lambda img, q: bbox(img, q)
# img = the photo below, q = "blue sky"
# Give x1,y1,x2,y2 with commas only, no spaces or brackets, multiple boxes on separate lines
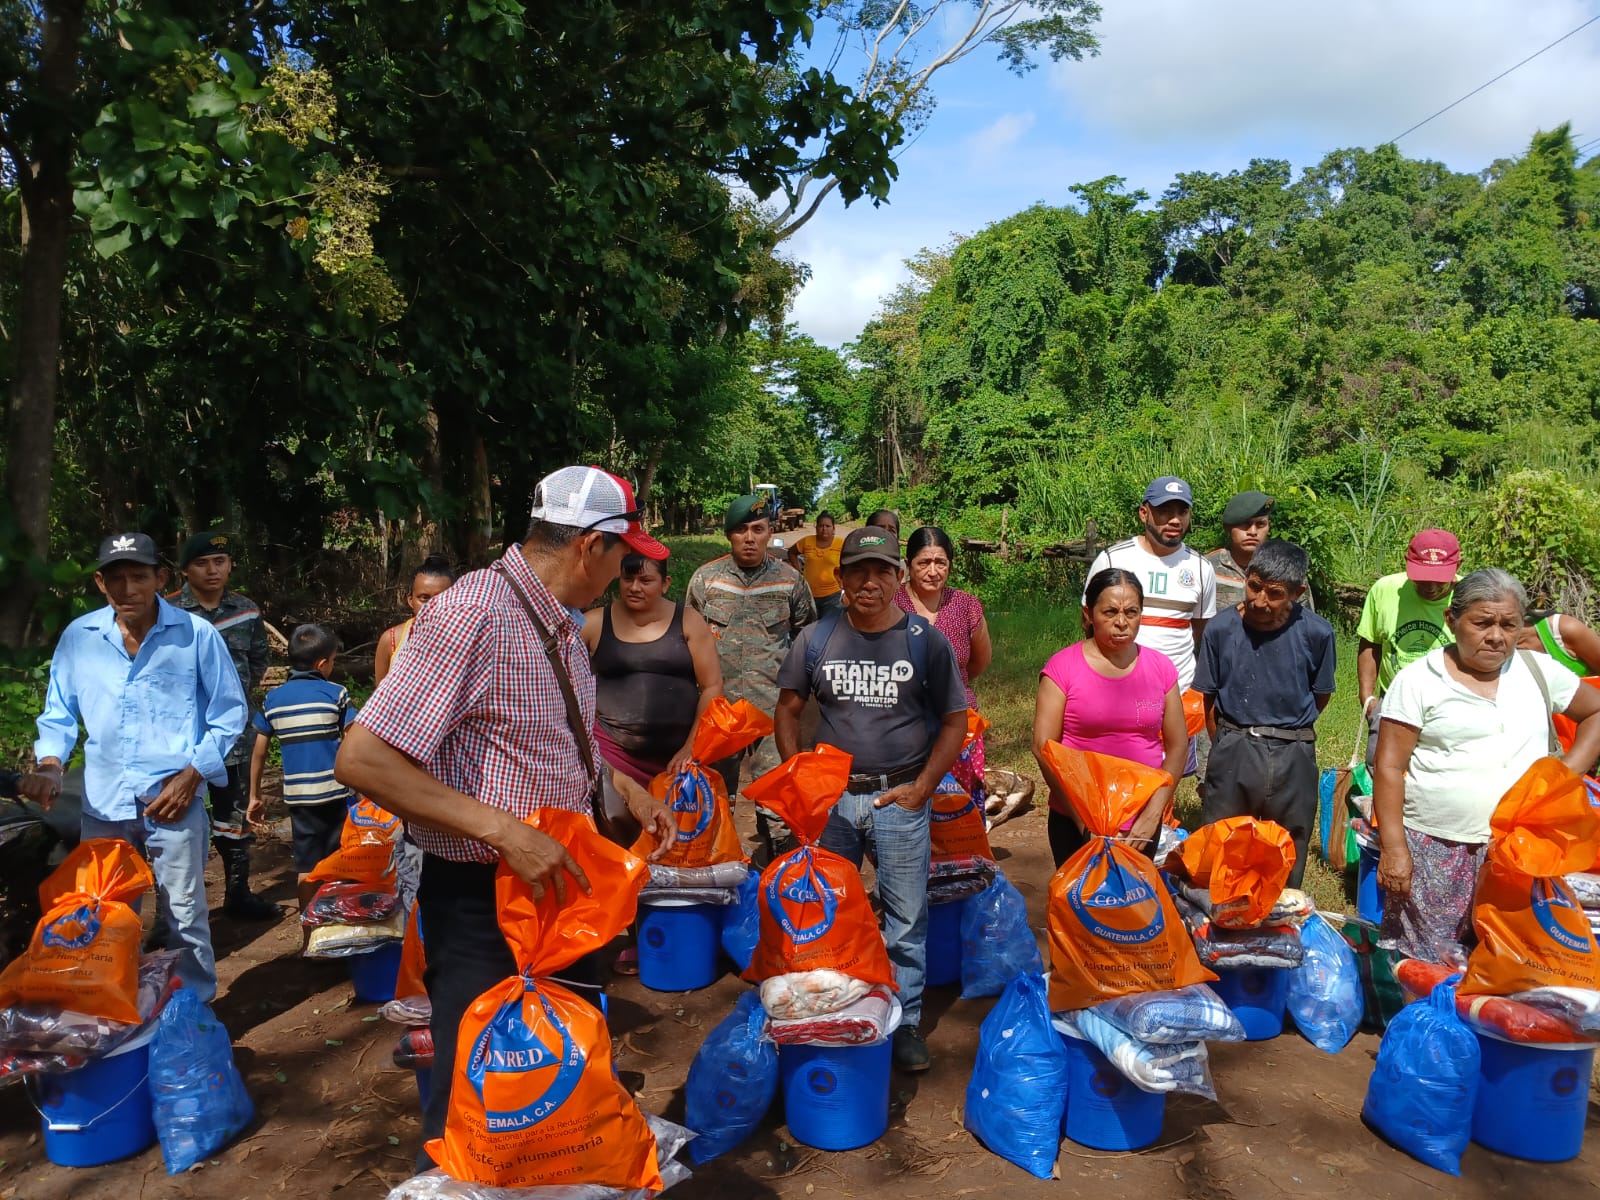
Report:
785,0,1600,347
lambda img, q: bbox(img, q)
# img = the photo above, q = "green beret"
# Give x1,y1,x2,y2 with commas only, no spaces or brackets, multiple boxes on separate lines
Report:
723,494,766,533
180,530,232,567
1221,491,1274,527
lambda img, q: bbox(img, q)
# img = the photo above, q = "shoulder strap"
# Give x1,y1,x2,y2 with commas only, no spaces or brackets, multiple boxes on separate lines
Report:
1517,648,1563,756
804,610,842,689
492,562,598,786
903,614,940,740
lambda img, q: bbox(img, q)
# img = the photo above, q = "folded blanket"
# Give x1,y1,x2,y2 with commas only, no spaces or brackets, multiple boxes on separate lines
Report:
647,862,752,890
1566,873,1600,910
1176,883,1314,929
1092,983,1245,1044
0,1048,87,1088
304,909,407,959
767,986,895,1046
1509,987,1600,1037
928,875,994,904
759,970,871,1021
1054,1009,1215,1098
1395,958,1588,1044
1176,893,1303,969
301,881,400,929
929,855,995,881
380,994,432,1027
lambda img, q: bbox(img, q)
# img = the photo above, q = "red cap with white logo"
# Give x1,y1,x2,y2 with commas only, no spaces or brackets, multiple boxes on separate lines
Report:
1404,529,1460,584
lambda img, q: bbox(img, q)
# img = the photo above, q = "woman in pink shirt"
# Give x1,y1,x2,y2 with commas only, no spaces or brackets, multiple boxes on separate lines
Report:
1032,567,1187,867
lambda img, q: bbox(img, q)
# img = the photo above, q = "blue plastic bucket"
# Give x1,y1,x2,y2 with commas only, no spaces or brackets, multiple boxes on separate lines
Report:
1357,845,1385,924
780,1037,892,1151
1060,1033,1164,1151
925,897,965,987
34,1025,157,1167
1471,1034,1595,1162
1211,967,1290,1041
347,940,404,1003
638,900,722,992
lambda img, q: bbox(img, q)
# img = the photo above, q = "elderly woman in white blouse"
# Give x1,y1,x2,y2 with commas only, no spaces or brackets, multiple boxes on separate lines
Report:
1372,568,1600,963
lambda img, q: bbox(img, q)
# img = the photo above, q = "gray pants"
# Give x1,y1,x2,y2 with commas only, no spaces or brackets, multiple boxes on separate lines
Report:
1200,725,1319,888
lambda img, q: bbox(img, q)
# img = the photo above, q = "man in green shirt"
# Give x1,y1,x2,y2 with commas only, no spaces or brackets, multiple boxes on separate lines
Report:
1356,529,1459,767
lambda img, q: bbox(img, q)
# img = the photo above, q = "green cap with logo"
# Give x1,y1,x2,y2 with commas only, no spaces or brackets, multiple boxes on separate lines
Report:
838,526,903,569
179,530,232,567
723,494,767,534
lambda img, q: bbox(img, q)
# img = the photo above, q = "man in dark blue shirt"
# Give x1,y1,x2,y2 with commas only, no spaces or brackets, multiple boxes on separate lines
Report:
1194,540,1336,887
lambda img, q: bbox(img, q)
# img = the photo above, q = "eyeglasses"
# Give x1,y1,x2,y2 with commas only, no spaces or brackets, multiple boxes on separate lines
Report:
579,509,641,534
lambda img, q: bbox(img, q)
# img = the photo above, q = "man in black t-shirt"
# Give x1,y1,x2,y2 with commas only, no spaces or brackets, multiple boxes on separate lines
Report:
1194,540,1337,887
775,528,967,1073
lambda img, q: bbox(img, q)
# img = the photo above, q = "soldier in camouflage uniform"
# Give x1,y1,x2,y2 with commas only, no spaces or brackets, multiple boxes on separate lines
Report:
687,495,816,864
172,531,279,920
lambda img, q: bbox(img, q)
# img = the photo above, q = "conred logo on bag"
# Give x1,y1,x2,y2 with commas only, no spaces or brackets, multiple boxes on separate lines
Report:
349,799,400,834
668,769,715,844
1531,878,1593,955
41,903,102,951
1066,846,1163,945
467,988,586,1132
765,850,838,945
930,792,977,823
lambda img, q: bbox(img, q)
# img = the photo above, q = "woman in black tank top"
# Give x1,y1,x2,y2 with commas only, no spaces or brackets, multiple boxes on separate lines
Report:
580,552,725,786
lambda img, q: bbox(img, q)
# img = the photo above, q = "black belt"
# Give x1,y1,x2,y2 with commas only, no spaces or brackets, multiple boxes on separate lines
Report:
1216,717,1316,743
846,764,923,792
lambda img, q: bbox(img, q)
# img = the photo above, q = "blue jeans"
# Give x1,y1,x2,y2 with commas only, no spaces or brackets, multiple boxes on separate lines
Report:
819,788,931,1025
81,795,217,1002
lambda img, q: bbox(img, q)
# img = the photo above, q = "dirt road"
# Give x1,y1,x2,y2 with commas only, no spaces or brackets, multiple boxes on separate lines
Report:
1,799,1595,1200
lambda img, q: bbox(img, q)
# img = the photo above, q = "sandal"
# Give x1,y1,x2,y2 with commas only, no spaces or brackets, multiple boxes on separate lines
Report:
613,946,640,976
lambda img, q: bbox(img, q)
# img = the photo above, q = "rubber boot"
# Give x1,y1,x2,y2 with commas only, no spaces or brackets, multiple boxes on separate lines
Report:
219,841,279,920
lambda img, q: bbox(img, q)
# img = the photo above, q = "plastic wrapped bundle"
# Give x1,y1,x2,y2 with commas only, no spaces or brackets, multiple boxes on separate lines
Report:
685,992,777,1163
958,873,1043,999
1091,983,1245,1044
758,970,870,1021
151,988,254,1174
304,909,407,958
1286,914,1362,1053
393,1026,435,1070
300,881,400,928
766,986,896,1046
1053,1009,1215,1099
964,973,1069,1180
0,950,180,1056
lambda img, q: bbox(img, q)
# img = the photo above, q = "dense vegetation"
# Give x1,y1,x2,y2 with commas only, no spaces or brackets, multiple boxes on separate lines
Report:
800,130,1600,615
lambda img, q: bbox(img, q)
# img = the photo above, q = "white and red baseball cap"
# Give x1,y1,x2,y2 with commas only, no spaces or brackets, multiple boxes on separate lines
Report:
530,466,668,560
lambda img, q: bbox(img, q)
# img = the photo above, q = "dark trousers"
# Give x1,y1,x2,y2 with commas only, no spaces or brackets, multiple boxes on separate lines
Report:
1200,725,1319,888
415,854,604,1170
209,762,254,845
1046,809,1157,871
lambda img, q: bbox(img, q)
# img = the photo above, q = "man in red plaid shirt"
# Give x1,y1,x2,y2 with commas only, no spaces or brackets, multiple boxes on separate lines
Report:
337,465,675,1165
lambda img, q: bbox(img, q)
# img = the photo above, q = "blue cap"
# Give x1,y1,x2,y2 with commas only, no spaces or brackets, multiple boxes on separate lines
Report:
1143,476,1193,507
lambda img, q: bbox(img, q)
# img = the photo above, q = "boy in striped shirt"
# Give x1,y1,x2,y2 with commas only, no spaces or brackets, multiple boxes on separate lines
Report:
249,623,357,910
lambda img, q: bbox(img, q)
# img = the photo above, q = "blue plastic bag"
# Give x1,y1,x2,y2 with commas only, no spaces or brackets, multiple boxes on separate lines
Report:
964,972,1069,1179
720,870,760,972
150,988,254,1174
686,990,779,1163
959,872,1044,999
1361,975,1479,1175
1288,913,1363,1054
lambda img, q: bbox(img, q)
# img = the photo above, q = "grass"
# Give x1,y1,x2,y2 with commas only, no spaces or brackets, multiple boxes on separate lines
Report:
980,602,1366,916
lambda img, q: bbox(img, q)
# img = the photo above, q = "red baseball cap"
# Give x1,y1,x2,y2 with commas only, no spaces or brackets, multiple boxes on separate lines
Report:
1404,529,1460,584
530,466,668,560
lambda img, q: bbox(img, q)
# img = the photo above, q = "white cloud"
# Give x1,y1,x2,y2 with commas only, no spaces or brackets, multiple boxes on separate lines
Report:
966,110,1037,159
785,221,912,348
1051,0,1600,168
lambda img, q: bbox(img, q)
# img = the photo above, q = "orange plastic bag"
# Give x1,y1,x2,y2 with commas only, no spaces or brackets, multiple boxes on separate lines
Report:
929,775,994,862
394,908,426,1001
630,697,772,868
1553,676,1599,753
0,839,153,1025
305,798,402,886
1038,745,1215,1010
740,746,897,990
1170,817,1295,929
1182,689,1206,739
1459,758,1600,996
427,809,660,1191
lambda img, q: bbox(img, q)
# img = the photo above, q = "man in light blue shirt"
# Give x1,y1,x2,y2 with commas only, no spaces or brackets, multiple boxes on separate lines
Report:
21,532,246,1001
